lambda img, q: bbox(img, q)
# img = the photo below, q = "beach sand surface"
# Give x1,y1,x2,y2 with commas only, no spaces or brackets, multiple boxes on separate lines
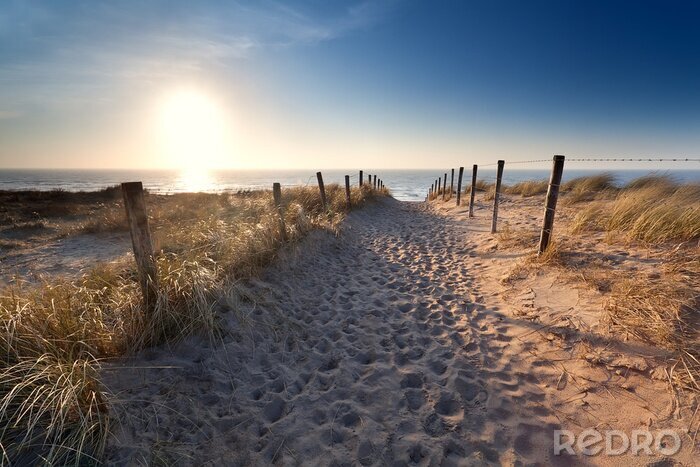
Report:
103,197,697,466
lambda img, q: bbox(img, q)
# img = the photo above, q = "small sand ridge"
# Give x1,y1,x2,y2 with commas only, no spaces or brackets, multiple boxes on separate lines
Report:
104,198,693,466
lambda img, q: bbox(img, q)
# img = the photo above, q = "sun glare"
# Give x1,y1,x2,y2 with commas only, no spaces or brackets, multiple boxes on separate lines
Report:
158,89,229,172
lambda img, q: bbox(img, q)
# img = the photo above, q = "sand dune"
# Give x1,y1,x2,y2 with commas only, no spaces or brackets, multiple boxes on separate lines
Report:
103,198,696,465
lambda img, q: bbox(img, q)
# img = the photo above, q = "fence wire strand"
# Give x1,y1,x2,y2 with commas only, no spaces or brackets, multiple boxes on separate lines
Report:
480,157,700,167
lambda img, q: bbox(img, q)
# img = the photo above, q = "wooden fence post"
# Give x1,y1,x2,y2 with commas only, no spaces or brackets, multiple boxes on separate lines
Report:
442,173,447,201
273,182,287,241
121,182,158,313
469,164,478,217
538,155,566,254
373,175,377,189
359,170,363,186
450,168,454,200
316,171,327,210
490,160,505,233
456,166,464,206
344,175,351,209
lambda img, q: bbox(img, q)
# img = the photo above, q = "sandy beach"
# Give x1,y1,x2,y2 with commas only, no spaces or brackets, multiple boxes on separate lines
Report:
99,196,697,465
4,3,700,464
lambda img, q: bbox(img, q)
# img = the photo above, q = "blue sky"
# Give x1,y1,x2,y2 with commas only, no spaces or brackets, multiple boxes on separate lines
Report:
1,0,699,169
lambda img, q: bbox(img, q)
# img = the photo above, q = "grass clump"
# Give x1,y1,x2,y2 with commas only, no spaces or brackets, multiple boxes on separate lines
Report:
503,180,549,197
604,255,699,392
570,177,700,243
474,179,493,191
0,184,387,464
561,174,616,203
497,223,540,249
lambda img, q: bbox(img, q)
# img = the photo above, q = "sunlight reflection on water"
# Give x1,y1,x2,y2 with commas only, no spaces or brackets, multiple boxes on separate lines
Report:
174,169,216,193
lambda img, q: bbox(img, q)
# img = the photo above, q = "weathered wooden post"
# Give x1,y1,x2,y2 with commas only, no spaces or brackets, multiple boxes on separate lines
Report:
344,175,351,209
121,182,158,313
359,170,363,186
538,155,566,254
437,178,441,196
456,166,464,206
316,171,327,210
490,160,505,233
273,182,287,241
450,168,454,200
442,173,447,201
373,175,377,189
469,164,478,217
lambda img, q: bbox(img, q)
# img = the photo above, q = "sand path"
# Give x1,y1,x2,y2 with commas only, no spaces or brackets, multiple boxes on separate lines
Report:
104,198,684,465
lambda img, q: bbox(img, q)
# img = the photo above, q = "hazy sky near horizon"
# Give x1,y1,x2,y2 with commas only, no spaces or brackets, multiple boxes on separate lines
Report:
1,0,700,170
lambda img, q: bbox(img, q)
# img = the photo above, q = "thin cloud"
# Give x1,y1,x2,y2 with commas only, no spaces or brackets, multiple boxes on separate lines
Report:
0,1,396,95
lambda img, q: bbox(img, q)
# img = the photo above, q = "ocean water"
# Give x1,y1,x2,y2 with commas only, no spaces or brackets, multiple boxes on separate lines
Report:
1,168,699,202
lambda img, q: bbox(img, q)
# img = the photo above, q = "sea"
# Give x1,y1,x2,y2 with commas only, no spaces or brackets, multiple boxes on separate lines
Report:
1,168,699,202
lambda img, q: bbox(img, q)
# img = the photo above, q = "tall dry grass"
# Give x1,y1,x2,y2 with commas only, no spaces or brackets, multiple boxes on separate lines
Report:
0,184,387,464
503,180,549,197
563,175,699,391
561,173,616,204
570,176,700,243
495,174,698,392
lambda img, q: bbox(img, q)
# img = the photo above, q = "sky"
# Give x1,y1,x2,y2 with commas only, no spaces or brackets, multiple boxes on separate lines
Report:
1,0,700,170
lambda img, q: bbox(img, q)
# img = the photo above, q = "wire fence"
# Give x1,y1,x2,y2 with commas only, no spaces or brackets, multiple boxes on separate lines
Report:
426,154,700,253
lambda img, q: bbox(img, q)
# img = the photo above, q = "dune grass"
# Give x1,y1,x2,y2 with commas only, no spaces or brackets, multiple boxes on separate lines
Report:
604,254,699,392
561,173,617,204
570,177,700,244
494,174,699,393
0,183,387,464
503,180,549,197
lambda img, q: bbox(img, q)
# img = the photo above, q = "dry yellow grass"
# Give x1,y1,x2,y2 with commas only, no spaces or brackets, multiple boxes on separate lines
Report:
0,184,387,464
604,254,699,392
561,173,617,204
497,223,540,250
497,175,699,393
570,177,700,243
503,180,549,197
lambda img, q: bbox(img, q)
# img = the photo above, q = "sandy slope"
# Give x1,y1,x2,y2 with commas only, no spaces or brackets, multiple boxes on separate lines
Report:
0,232,130,285
103,198,696,466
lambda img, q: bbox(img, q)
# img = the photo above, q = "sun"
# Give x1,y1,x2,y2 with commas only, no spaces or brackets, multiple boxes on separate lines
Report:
158,89,229,171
